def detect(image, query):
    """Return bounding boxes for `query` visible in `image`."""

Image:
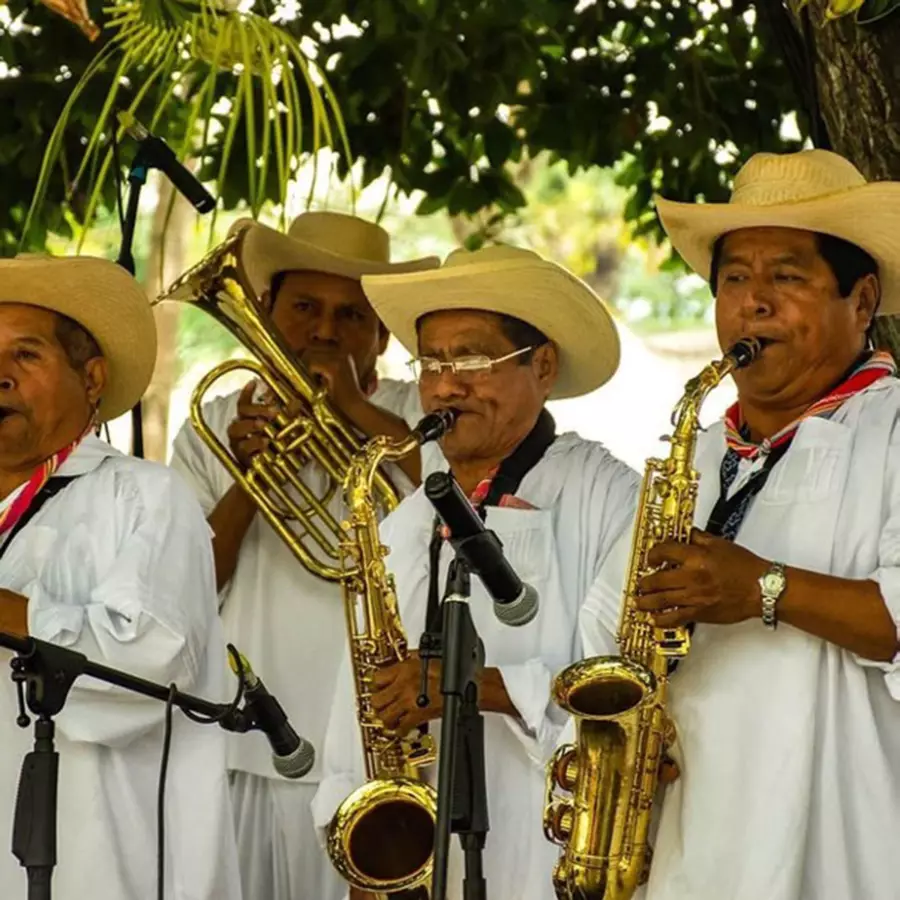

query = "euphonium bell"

[155,223,400,582]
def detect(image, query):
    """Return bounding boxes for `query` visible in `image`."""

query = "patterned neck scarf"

[723,350,897,461]
[0,426,93,536]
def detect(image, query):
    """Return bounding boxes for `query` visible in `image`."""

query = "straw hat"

[361,245,621,400]
[0,256,156,422]
[232,210,440,297]
[655,149,900,314]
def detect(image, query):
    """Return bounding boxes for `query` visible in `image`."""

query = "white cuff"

[496,659,562,765]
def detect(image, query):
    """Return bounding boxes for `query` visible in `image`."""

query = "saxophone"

[543,338,764,900]
[327,409,458,899]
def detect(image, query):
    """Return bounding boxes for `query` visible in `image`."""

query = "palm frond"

[22,0,351,250]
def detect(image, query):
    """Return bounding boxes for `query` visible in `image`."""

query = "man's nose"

[427,367,468,401]
[745,276,776,318]
[309,312,339,344]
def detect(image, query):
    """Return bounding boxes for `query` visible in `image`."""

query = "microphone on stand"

[229,652,315,779]
[115,111,216,213]
[425,471,540,626]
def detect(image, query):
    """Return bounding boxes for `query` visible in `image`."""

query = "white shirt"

[312,432,639,900]
[169,378,437,783]
[0,436,240,900]
[582,378,900,900]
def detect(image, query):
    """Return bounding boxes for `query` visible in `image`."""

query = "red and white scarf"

[724,350,897,461]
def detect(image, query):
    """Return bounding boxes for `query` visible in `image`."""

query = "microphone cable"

[155,645,246,900]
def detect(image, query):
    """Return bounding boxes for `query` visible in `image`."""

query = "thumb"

[690,529,717,547]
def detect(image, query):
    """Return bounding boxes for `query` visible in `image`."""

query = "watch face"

[762,571,785,593]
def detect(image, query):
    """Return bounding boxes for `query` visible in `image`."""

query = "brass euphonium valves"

[543,338,764,900]
[327,409,457,899]
[156,223,401,583]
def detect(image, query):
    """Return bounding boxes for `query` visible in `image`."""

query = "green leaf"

[483,118,515,168]
[416,193,448,216]
[857,0,900,23]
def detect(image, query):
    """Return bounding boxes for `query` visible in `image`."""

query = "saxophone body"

[327,410,457,899]
[543,339,764,900]
[156,223,399,583]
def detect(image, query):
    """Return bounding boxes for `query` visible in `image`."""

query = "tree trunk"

[785,1,900,353]
[793,0,900,180]
[140,180,192,462]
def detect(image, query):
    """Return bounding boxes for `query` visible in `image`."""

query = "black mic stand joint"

[426,558,490,900]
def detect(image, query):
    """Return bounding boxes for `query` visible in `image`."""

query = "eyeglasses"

[407,346,534,381]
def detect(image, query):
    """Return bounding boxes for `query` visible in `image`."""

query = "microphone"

[229,652,315,779]
[425,471,539,626]
[116,111,216,213]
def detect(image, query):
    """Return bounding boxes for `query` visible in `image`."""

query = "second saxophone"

[327,409,457,899]
[543,338,764,900]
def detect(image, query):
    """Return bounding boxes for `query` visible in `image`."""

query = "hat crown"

[730,149,867,208]
[442,244,544,269]
[287,211,391,265]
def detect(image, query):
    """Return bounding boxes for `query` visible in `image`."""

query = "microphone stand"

[424,555,490,900]
[0,633,257,900]
[116,143,153,459]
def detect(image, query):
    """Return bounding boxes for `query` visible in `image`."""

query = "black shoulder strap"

[0,476,80,564]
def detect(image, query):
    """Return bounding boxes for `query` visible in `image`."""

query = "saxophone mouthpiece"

[730,337,768,369]
[414,408,459,444]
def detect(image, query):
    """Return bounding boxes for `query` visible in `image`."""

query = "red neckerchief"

[724,350,897,460]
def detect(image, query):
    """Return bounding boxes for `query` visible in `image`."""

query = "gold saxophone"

[327,409,458,899]
[543,338,764,900]
[156,222,400,583]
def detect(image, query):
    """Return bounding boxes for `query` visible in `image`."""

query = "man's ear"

[260,288,274,314]
[377,323,391,356]
[533,342,559,398]
[84,357,108,411]
[854,273,881,335]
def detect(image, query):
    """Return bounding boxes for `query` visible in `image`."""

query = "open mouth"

[0,407,21,424]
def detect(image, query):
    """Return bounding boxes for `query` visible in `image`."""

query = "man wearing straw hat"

[0,256,240,899]
[170,210,442,900]
[582,149,900,900]
[311,244,640,900]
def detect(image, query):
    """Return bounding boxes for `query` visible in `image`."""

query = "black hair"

[270,270,289,307]
[709,231,879,302]
[54,312,102,370]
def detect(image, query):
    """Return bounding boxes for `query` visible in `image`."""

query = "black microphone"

[411,408,459,444]
[117,111,216,213]
[425,471,539,626]
[230,653,315,779]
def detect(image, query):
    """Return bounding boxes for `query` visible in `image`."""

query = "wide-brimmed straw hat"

[655,149,900,314]
[361,244,621,400]
[0,256,156,422]
[232,210,440,298]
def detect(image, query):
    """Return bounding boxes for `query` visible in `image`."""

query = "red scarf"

[0,430,89,536]
[724,350,897,460]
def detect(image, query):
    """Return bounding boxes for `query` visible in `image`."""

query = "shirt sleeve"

[310,649,367,838]
[27,466,224,747]
[861,430,900,698]
[169,400,232,516]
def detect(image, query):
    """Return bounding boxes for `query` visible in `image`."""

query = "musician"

[583,149,900,900]
[0,256,239,900]
[312,244,640,899]
[170,211,440,900]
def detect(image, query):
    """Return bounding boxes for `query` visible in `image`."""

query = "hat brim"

[235,219,440,298]
[655,182,900,314]
[361,258,621,400]
[0,257,156,422]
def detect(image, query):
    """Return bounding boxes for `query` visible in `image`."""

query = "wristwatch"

[758,562,787,630]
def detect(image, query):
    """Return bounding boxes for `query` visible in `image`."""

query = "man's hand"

[637,530,769,628]
[371,651,443,734]
[0,589,29,637]
[304,349,369,419]
[227,381,280,469]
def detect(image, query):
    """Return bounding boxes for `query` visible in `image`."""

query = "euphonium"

[543,338,764,900]
[327,409,458,898]
[156,223,399,582]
